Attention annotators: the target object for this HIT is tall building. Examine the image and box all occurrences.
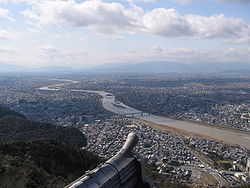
[246,158,250,177]
[79,115,83,122]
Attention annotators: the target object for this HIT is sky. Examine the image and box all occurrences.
[0,0,250,68]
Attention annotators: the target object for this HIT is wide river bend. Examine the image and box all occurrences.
[39,82,250,150]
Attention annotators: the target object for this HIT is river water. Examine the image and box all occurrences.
[39,82,250,150]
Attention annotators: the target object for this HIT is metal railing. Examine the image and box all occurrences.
[65,132,152,188]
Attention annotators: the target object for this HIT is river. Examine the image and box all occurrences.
[39,80,250,150]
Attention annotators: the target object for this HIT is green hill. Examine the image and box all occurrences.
[0,116,87,148]
[0,105,26,119]
[0,105,101,187]
[0,139,102,188]
[0,105,87,148]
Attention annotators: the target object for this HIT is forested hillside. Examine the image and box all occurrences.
[0,105,87,148]
[0,105,26,119]
[0,105,101,187]
[0,140,102,188]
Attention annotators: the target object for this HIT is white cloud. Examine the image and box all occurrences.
[97,33,123,39]
[37,45,59,52]
[21,0,143,34]
[0,0,37,4]
[99,46,250,65]
[145,46,250,63]
[0,46,17,53]
[143,9,250,42]
[49,34,71,39]
[217,0,250,3]
[186,14,249,39]
[170,0,250,4]
[36,45,60,59]
[18,1,250,43]
[169,0,197,5]
[26,27,42,34]
[0,29,18,40]
[1,0,249,5]
[142,8,192,37]
[36,44,88,62]
[219,48,250,62]
[2,44,250,67]
[125,0,155,3]
[147,46,198,62]
[0,8,14,21]
[150,44,163,54]
[79,36,87,41]
[224,38,250,44]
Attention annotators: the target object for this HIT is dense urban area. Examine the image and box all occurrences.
[0,72,250,187]
[65,74,250,131]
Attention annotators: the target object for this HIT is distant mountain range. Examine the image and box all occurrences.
[0,63,73,72]
[0,63,29,72]
[85,61,250,74]
[1,61,250,73]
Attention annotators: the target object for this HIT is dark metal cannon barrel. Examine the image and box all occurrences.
[65,132,152,188]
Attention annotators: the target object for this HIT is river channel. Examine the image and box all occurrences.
[39,81,250,150]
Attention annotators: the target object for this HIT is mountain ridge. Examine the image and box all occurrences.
[84,61,250,73]
[1,61,250,73]
[0,105,101,187]
[0,105,87,148]
[0,139,101,188]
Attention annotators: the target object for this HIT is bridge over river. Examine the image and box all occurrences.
[39,80,250,150]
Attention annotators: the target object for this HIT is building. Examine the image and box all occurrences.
[246,158,250,177]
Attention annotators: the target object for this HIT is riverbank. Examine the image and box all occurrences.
[38,79,250,150]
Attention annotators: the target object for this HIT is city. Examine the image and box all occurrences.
[0,73,249,187]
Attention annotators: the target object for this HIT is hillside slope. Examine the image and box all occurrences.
[0,105,101,187]
[0,105,87,148]
[0,105,26,119]
[0,139,102,188]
